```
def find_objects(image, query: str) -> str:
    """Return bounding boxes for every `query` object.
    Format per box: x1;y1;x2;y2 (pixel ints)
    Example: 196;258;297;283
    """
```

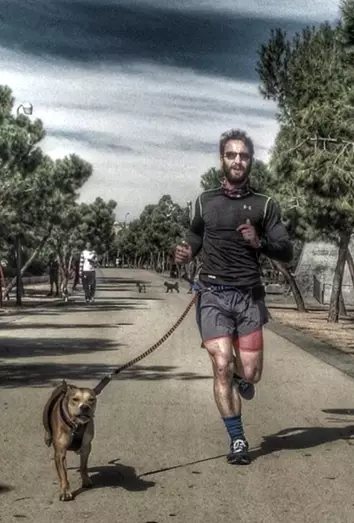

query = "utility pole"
15;102;34;306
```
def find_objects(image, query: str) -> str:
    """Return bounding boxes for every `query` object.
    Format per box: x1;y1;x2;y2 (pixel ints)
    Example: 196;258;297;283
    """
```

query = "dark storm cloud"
1;0;318;81
49;129;134;152
169;93;275;119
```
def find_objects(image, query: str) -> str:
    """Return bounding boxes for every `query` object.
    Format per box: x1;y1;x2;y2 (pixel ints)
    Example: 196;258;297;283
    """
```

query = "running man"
175;129;293;465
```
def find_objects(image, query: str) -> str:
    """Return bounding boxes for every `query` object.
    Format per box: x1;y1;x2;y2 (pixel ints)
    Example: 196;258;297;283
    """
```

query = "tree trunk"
328;231;351;323
271;259;307;312
177;263;182;280
59;252;73;291
339;292;347;317
3;233;51;300
0;264;4;308
346;248;354;288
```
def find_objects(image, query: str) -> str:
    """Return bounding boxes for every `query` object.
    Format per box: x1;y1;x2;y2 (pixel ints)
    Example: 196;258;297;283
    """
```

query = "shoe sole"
239;388;255;401
233;376;255;400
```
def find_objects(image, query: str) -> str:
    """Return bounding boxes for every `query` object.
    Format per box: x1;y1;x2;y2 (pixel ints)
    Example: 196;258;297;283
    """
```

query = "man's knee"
204;337;234;381
242;364;262;383
234;329;264;383
213;356;234;382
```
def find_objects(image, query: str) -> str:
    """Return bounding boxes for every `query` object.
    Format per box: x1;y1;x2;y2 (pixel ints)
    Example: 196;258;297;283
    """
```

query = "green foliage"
115;195;189;262
257;20;354;244
78;197;117;254
0;85;117;277
200;160;275;193
200;167;222;191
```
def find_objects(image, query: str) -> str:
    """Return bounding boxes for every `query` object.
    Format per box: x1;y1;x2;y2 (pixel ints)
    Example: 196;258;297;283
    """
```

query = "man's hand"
174;242;193;264
237;218;261;249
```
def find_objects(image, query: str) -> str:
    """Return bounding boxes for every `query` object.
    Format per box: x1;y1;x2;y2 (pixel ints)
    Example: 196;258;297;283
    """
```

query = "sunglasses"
223;152;250;161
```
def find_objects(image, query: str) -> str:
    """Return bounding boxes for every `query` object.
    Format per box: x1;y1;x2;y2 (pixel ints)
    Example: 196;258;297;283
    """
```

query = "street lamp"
15;102;34;306
17;102;33;116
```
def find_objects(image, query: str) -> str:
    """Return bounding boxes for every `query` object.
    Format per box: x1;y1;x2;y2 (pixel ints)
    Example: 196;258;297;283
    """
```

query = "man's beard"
222;161;252;186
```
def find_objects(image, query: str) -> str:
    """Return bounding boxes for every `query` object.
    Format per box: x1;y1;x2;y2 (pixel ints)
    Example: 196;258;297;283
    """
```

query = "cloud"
1;56;278;214
0;1;339;81
0;0;340;220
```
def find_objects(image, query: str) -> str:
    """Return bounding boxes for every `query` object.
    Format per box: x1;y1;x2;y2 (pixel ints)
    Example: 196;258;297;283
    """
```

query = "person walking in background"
79;242;97;303
47;254;59;297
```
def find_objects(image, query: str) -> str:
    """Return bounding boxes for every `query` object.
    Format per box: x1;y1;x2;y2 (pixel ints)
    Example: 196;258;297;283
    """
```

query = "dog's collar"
59;395;80;431
59;395;90;452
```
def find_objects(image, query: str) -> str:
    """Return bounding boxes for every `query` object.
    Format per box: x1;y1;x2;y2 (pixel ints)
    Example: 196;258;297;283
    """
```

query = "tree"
200;167;222;191
115;195;189;273
47;197;117;289
0;85;47;303
0;85;101;300
200;161;273;193
78;197;117;255
257;20;354;322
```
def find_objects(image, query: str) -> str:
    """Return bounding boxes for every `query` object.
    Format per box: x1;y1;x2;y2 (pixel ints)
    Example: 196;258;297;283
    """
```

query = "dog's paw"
82;477;93;489
60;490;74;501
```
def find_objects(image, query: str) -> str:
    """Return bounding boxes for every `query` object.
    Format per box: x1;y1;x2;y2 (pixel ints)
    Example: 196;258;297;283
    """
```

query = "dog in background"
136;282;147;293
164;281;179;293
42;380;98;501
62;285;69;303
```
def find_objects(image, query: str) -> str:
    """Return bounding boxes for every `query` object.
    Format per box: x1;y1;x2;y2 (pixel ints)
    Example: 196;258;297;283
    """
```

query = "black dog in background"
164;281;179;293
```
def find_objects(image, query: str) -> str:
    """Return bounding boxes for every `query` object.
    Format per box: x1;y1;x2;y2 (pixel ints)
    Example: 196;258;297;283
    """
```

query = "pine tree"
257;20;354;322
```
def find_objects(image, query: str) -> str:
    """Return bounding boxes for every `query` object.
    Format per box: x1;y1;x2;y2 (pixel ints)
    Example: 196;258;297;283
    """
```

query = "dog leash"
93;284;198;395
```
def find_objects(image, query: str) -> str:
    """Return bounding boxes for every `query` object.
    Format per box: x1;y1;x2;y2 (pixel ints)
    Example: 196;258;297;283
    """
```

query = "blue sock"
222;415;244;441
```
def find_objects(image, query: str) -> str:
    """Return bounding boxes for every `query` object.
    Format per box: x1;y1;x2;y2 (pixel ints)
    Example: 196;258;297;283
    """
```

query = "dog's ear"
62;381;76;393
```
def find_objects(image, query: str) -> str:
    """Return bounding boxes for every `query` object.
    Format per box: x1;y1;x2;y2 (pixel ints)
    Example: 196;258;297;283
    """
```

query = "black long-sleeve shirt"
185;187;293;288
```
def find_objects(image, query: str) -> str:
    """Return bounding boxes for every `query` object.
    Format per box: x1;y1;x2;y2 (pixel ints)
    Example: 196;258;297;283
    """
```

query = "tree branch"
309;136;354;146
285;138;309;154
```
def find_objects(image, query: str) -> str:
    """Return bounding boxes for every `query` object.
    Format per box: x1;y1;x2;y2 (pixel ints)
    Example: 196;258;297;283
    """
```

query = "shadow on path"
139;453;226;478
71;458;155;499
0;322;134;331
250;416;354;462
0;483;14;494
0;362;212;388
0;337;122;359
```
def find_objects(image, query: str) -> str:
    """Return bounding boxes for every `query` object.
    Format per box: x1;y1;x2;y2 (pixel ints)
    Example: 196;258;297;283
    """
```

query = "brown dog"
164;281;179;293
42;380;97;501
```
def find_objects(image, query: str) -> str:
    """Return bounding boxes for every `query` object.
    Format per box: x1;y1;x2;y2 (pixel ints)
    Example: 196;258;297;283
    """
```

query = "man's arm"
185;196;205;258
79;251;84;276
259;198;293;263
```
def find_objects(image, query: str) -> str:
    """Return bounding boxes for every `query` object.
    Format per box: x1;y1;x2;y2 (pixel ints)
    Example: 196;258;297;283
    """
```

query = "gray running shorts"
195;282;269;342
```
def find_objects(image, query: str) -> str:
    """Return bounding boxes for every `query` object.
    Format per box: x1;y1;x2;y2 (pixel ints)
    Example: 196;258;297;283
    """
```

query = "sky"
0;0;341;222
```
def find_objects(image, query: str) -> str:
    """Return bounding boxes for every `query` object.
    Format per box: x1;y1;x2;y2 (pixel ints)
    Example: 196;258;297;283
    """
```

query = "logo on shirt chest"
243;204;252;211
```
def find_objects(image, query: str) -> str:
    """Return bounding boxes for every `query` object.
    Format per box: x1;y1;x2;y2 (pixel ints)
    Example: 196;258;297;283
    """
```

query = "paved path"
1;269;354;523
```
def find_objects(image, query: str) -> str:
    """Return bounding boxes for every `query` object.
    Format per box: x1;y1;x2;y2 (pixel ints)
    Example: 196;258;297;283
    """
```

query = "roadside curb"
266;320;354;381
